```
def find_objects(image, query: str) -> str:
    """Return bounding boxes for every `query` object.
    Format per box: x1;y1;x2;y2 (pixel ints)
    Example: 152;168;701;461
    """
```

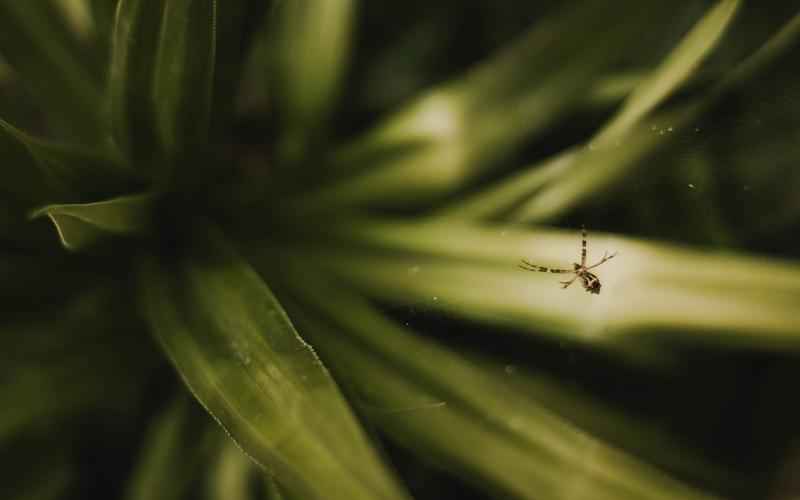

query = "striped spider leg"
519;226;617;294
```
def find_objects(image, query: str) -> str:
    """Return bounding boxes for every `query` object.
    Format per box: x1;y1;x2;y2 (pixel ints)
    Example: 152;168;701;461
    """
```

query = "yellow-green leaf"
137;225;409;500
30;191;156;252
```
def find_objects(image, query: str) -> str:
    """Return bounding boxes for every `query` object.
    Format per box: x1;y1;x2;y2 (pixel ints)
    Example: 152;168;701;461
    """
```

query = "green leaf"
30;191;156;252
152;0;216;167
110;0;217;177
0;0;106;146
109;0;164;169
438;0;740;221
594;0;739;144
278;282;721;500
0;284;156;444
209;439;260;500
124;398;218;500
299;218;800;355
292;1;677;209
0;118;139;207
507;3;800;225
210;0;266;137
0;119;67;203
89;0;120;68
268;0;356;166
137;225;410;500
0;1;105;144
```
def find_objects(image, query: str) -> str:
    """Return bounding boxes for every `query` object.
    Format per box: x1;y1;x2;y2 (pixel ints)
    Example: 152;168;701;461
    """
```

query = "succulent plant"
2;1;800;499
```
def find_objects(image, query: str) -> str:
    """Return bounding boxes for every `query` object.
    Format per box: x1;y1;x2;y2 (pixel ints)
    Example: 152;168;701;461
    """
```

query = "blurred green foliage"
1;1;800;499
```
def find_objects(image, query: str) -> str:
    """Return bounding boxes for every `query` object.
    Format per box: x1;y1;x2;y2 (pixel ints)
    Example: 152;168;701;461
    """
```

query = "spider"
519;226;617;294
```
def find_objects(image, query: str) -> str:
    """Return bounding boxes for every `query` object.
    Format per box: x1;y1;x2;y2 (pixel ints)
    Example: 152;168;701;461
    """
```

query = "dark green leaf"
210;0;268;137
152;0;216;162
0;1;105;144
110;0;217;181
137;225;410;500
108;0;163;172
89;0;121;70
0;284;156;443
0;118;137;206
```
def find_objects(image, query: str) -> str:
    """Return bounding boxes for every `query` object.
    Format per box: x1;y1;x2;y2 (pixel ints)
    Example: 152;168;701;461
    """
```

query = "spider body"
519;226;616;294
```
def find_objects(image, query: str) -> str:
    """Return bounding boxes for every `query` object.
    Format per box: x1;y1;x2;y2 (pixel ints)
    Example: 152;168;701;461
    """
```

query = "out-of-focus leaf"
89;0;119;51
278;283;720;500
211;0;267;137
268;0;356;166
263;477;287;500
0;284;155;443
137;225;410;500
0;1;104;144
0;119;67;203
0;119;136;207
111;0;217;181
30;191;156;252
124;398;217;500
594;0;739;143
281;271;733;492
152;0;216;168
108;0;163;174
509;5;800;224
292;1;676;209
53;0;93;41
209;439;258;500
299;218;800;355
438;0;739;221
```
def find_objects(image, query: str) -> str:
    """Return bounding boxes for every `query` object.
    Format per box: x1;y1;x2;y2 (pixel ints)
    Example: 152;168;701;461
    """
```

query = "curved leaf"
0;1;105;144
30;191;156;252
137;225;409;500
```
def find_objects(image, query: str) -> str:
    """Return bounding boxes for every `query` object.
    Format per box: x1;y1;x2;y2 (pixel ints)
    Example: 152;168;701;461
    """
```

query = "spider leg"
519;260;571;273
560;275;579;288
586;251;618;270
581;225;587;267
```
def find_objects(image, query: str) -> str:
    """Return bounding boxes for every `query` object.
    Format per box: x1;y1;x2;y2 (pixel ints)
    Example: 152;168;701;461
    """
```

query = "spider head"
573;263;581;271
583;272;601;294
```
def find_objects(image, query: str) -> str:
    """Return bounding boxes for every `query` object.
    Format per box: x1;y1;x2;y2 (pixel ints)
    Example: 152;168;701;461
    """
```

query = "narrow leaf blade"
110;0;217;181
152;0;216;163
137;225;409;500
0;1;105;144
278;282;721;500
268;0;356;165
